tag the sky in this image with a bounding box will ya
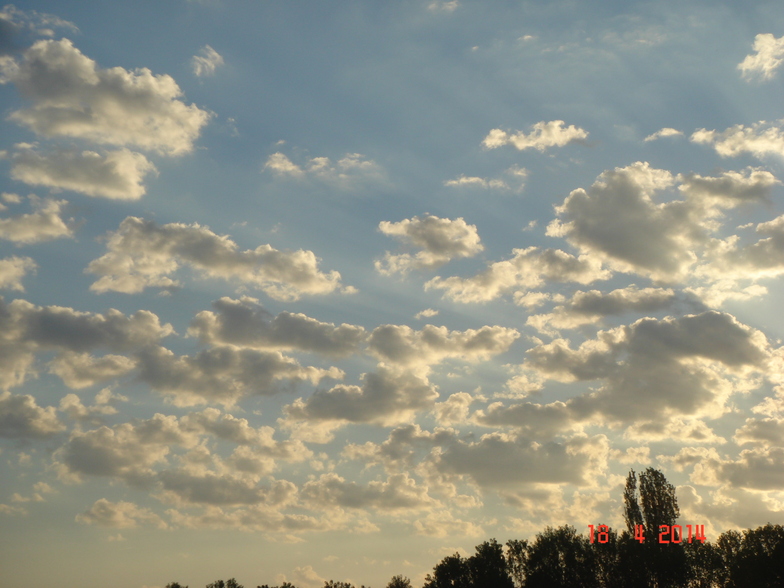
[1,1,784,587]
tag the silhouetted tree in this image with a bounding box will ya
[166,583,188,588]
[622,468,685,587]
[207,580,243,588]
[422,552,471,588]
[505,539,527,588]
[728,524,784,587]
[523,525,599,588]
[257,583,297,588]
[385,574,412,588]
[683,540,723,588]
[322,581,354,588]
[715,529,742,587]
[467,538,514,588]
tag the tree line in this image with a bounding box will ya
[165,468,784,588]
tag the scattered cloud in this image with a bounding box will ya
[443,166,528,192]
[3,39,210,155]
[482,120,588,152]
[427,1,459,13]
[375,215,483,275]
[188,296,366,358]
[76,498,167,528]
[263,152,386,189]
[191,45,224,77]
[282,367,439,430]
[11,145,157,200]
[644,127,683,142]
[425,247,609,303]
[415,308,438,320]
[136,344,343,407]
[0,195,72,244]
[691,121,784,160]
[0,255,36,290]
[0,391,64,438]
[86,217,347,300]
[368,323,519,371]
[738,33,784,80]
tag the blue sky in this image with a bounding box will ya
[1,1,784,587]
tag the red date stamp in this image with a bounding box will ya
[588,524,706,544]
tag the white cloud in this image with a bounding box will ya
[524,311,770,429]
[367,323,519,371]
[136,345,342,407]
[76,498,166,529]
[738,33,784,80]
[4,39,210,155]
[691,121,784,159]
[301,472,434,511]
[376,215,483,275]
[0,391,64,438]
[282,367,439,429]
[415,308,439,319]
[427,1,459,13]
[86,217,347,300]
[443,167,528,192]
[413,509,484,537]
[263,152,386,189]
[11,146,157,200]
[526,285,679,334]
[188,296,366,358]
[0,296,172,391]
[49,352,136,389]
[0,256,36,290]
[547,162,722,281]
[425,247,609,303]
[0,195,72,244]
[482,120,588,152]
[643,127,683,141]
[191,45,224,77]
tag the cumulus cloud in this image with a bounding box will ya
[415,308,439,319]
[526,285,679,333]
[523,311,769,430]
[425,247,609,303]
[701,214,784,281]
[11,146,157,200]
[368,323,519,370]
[263,152,386,189]
[0,255,36,290]
[301,472,434,511]
[76,498,166,528]
[188,296,366,358]
[3,39,210,155]
[443,166,528,192]
[677,167,780,206]
[546,162,698,280]
[191,45,224,77]
[434,431,604,489]
[643,127,683,141]
[427,1,459,13]
[376,215,483,275]
[0,391,64,438]
[49,352,136,389]
[54,413,197,483]
[482,120,588,152]
[691,121,784,160]
[136,345,343,407]
[3,298,173,353]
[86,217,346,300]
[0,195,72,244]
[282,367,439,430]
[738,33,784,80]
